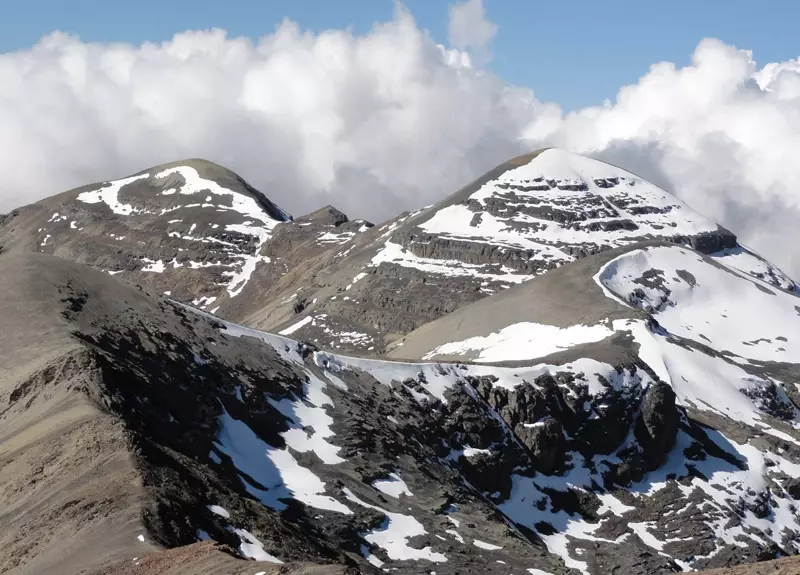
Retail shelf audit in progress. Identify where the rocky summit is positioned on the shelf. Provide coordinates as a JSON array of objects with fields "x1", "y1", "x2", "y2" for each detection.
[{"x1": 1, "y1": 149, "x2": 800, "y2": 575}]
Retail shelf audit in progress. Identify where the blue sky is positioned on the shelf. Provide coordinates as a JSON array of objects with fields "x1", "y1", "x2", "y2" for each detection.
[{"x1": 2, "y1": 0, "x2": 798, "y2": 111}]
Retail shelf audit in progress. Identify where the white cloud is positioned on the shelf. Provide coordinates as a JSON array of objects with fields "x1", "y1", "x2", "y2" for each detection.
[
  {"x1": 1, "y1": 9, "x2": 800, "y2": 277},
  {"x1": 0, "y1": 6, "x2": 533, "y2": 225},
  {"x1": 448, "y1": 0, "x2": 497, "y2": 53},
  {"x1": 528, "y1": 39, "x2": 800, "y2": 275}
]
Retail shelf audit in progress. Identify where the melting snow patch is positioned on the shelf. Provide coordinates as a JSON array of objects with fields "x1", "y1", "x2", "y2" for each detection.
[
  {"x1": 233, "y1": 528, "x2": 283, "y2": 563},
  {"x1": 279, "y1": 316, "x2": 313, "y2": 335},
  {"x1": 207, "y1": 504, "x2": 230, "y2": 519},
  {"x1": 628, "y1": 522, "x2": 666, "y2": 551},
  {"x1": 372, "y1": 473, "x2": 413, "y2": 498},
  {"x1": 473, "y1": 539, "x2": 503, "y2": 551},
  {"x1": 267, "y1": 370, "x2": 345, "y2": 465},
  {"x1": 422, "y1": 321, "x2": 615, "y2": 362},
  {"x1": 213, "y1": 407, "x2": 351, "y2": 514},
  {"x1": 154, "y1": 166, "x2": 282, "y2": 224},
  {"x1": 141, "y1": 258, "x2": 166, "y2": 273},
  {"x1": 343, "y1": 488, "x2": 447, "y2": 562},
  {"x1": 595, "y1": 492, "x2": 636, "y2": 515},
  {"x1": 317, "y1": 231, "x2": 355, "y2": 245},
  {"x1": 360, "y1": 545, "x2": 385, "y2": 568},
  {"x1": 192, "y1": 295, "x2": 218, "y2": 309},
  {"x1": 372, "y1": 241, "x2": 536, "y2": 285},
  {"x1": 462, "y1": 447, "x2": 492, "y2": 458},
  {"x1": 611, "y1": 318, "x2": 671, "y2": 384},
  {"x1": 76, "y1": 173, "x2": 151, "y2": 215}
]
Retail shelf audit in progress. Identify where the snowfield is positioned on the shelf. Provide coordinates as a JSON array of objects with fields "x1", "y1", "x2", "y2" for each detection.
[{"x1": 596, "y1": 245, "x2": 800, "y2": 430}]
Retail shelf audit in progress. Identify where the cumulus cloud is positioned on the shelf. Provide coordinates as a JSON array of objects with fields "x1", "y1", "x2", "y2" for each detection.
[
  {"x1": 448, "y1": 0, "x2": 497, "y2": 56},
  {"x1": 529, "y1": 39, "x2": 800, "y2": 275},
  {"x1": 0, "y1": 5, "x2": 535, "y2": 223},
  {"x1": 1, "y1": 6, "x2": 800, "y2": 276}
]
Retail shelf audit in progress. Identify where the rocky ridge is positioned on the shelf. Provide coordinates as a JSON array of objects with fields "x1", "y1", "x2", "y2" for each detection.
[
  {"x1": 1, "y1": 149, "x2": 800, "y2": 575},
  {"x1": 0, "y1": 159, "x2": 375, "y2": 316},
  {"x1": 245, "y1": 149, "x2": 764, "y2": 354}
]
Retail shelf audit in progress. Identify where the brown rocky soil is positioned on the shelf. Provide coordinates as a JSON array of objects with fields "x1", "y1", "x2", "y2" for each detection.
[
  {"x1": 698, "y1": 556, "x2": 800, "y2": 574},
  {"x1": 78, "y1": 542, "x2": 356, "y2": 575}
]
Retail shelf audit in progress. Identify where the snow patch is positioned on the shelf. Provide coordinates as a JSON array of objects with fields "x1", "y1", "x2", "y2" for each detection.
[
  {"x1": 279, "y1": 316, "x2": 313, "y2": 336},
  {"x1": 213, "y1": 407, "x2": 351, "y2": 514},
  {"x1": 422, "y1": 321, "x2": 614, "y2": 362},
  {"x1": 372, "y1": 473, "x2": 413, "y2": 498},
  {"x1": 76, "y1": 173, "x2": 150, "y2": 215},
  {"x1": 472, "y1": 539, "x2": 503, "y2": 551},
  {"x1": 343, "y1": 488, "x2": 447, "y2": 563}
]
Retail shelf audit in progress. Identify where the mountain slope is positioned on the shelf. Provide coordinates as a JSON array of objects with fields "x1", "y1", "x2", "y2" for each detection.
[
  {"x1": 253, "y1": 149, "x2": 780, "y2": 354},
  {"x1": 0, "y1": 159, "x2": 293, "y2": 309},
  {"x1": 2, "y1": 149, "x2": 791, "y2": 358},
  {"x1": 0, "y1": 160, "x2": 372, "y2": 320},
  {"x1": 2, "y1": 149, "x2": 800, "y2": 575},
  {"x1": 3, "y1": 247, "x2": 800, "y2": 575},
  {"x1": 386, "y1": 238, "x2": 800, "y2": 568}
]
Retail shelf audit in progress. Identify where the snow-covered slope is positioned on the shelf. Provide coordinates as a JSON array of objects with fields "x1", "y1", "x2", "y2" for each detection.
[
  {"x1": 201, "y1": 283, "x2": 800, "y2": 574},
  {"x1": 4, "y1": 146, "x2": 800, "y2": 575},
  {"x1": 0, "y1": 161, "x2": 376, "y2": 322},
  {"x1": 596, "y1": 244, "x2": 800, "y2": 428},
  {"x1": 416, "y1": 148, "x2": 726, "y2": 266},
  {"x1": 379, "y1": 239, "x2": 800, "y2": 572},
  {"x1": 264, "y1": 149, "x2": 761, "y2": 354},
  {"x1": 373, "y1": 148, "x2": 735, "y2": 286}
]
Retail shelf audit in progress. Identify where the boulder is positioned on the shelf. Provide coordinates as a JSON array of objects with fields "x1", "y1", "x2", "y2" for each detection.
[{"x1": 635, "y1": 382, "x2": 679, "y2": 470}]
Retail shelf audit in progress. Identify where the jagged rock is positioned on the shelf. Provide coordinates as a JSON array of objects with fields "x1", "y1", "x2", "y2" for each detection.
[
  {"x1": 784, "y1": 478, "x2": 800, "y2": 499},
  {"x1": 303, "y1": 205, "x2": 351, "y2": 227},
  {"x1": 739, "y1": 380, "x2": 797, "y2": 421},
  {"x1": 635, "y1": 382, "x2": 679, "y2": 470},
  {"x1": 515, "y1": 418, "x2": 566, "y2": 475}
]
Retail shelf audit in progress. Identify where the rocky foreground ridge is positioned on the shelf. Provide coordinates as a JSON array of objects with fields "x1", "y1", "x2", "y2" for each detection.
[{"x1": 1, "y1": 149, "x2": 800, "y2": 575}]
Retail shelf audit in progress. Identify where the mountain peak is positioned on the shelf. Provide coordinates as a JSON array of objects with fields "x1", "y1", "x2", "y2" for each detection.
[
  {"x1": 264, "y1": 147, "x2": 743, "y2": 354},
  {"x1": 0, "y1": 158, "x2": 296, "y2": 312},
  {"x1": 298, "y1": 204, "x2": 350, "y2": 226},
  {"x1": 121, "y1": 158, "x2": 292, "y2": 223}
]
